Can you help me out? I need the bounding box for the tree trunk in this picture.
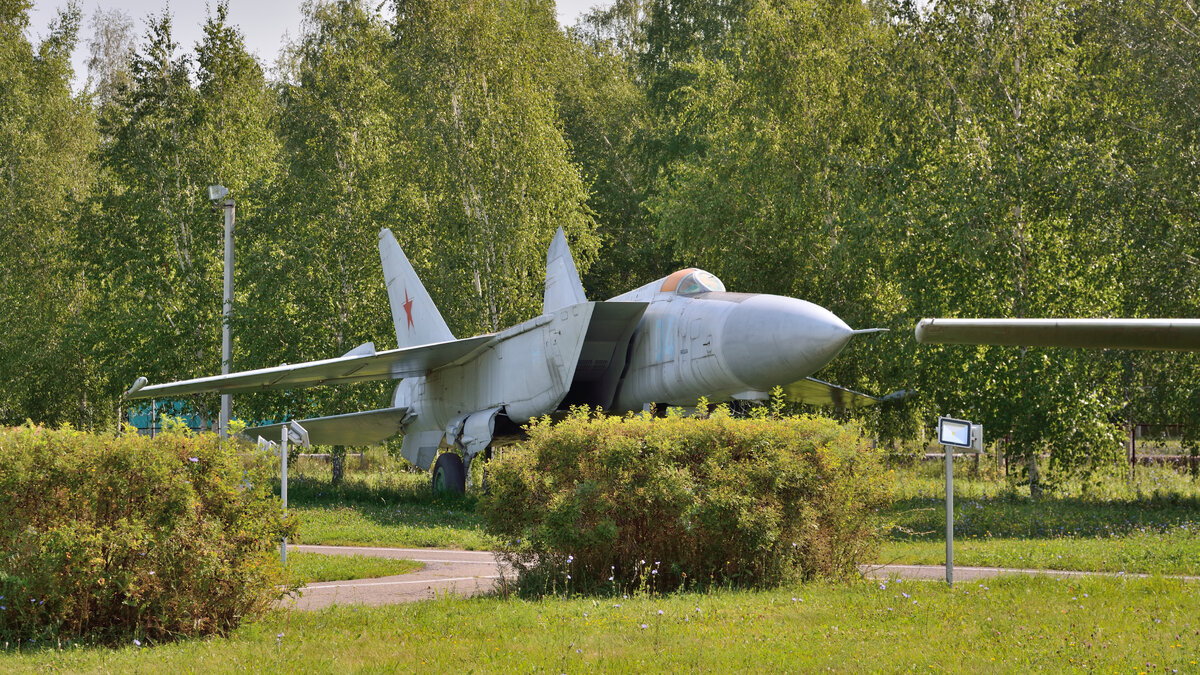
[1026,449,1042,498]
[331,445,346,486]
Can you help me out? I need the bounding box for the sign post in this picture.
[279,421,309,565]
[937,417,981,585]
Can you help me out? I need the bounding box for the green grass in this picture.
[278,447,1200,576]
[878,461,1200,575]
[286,472,496,550]
[283,552,423,585]
[270,451,496,550]
[5,575,1196,672]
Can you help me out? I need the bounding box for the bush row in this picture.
[480,410,888,594]
[0,426,296,645]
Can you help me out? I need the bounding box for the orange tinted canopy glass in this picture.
[661,269,726,294]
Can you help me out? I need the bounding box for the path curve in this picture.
[280,545,511,611]
[284,544,1198,611]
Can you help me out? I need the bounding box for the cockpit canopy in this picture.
[661,268,726,295]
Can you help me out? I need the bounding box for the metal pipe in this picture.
[281,424,288,565]
[945,445,954,585]
[219,198,235,437]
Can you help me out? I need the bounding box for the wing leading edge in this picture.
[127,334,493,400]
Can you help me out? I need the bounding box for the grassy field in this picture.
[878,462,1200,575]
[5,575,1196,672]
[284,552,423,585]
[281,449,1200,577]
[286,468,497,550]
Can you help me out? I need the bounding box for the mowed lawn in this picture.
[284,552,423,585]
[6,575,1196,672]
[878,463,1200,576]
[285,467,497,551]
[285,453,1200,576]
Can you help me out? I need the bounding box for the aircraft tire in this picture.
[432,452,466,494]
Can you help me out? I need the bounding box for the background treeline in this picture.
[2,0,1197,487]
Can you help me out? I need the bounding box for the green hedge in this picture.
[0,426,296,645]
[480,411,888,594]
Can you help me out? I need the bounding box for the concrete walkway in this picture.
[283,544,1198,611]
[280,545,511,611]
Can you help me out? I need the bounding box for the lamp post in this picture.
[209,184,234,437]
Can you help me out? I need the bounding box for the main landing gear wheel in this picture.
[431,452,466,494]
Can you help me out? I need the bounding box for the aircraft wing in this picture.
[127,334,494,400]
[782,377,881,410]
[915,318,1200,351]
[243,406,410,447]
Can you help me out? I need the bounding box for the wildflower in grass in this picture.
[879,582,887,590]
[133,639,141,647]
[188,457,198,463]
[657,610,664,615]
[902,592,910,599]
[614,604,621,608]
[640,624,648,629]
[609,576,614,581]
[566,575,571,580]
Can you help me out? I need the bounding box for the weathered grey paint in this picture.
[131,227,883,471]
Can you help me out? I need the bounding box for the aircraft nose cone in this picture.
[720,295,852,390]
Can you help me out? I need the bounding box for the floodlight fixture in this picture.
[937,416,972,449]
[207,184,229,202]
[287,420,310,447]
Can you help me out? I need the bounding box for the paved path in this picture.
[280,545,511,611]
[283,545,1198,611]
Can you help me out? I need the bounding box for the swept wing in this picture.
[127,334,493,400]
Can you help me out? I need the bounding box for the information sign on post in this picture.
[937,416,982,586]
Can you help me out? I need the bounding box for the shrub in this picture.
[0,426,297,645]
[480,410,888,595]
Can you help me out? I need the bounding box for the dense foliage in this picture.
[1,0,1198,489]
[480,410,887,592]
[0,426,296,644]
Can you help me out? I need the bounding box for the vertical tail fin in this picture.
[543,227,587,314]
[379,228,455,348]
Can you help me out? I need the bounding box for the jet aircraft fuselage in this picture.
[127,228,880,491]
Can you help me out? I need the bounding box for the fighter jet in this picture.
[125,228,887,492]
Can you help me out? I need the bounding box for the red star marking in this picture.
[402,289,415,329]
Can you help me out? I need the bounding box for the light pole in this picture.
[209,184,234,437]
